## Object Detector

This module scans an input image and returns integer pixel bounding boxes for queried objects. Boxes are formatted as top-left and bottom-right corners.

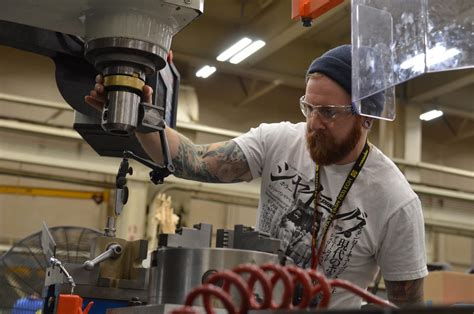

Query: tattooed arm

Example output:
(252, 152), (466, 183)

(137, 128), (252, 183)
(85, 80), (251, 183)
(384, 278), (424, 307)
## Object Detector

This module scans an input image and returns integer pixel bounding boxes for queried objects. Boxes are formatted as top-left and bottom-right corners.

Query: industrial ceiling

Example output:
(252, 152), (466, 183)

(0, 0), (473, 151)
(170, 0), (474, 144)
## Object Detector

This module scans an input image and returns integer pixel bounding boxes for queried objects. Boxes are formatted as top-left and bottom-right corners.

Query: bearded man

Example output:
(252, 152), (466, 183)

(86, 45), (427, 309)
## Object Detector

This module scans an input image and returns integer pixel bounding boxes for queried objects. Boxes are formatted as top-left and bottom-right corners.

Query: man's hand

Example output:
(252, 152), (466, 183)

(84, 74), (154, 111)
(385, 278), (424, 307)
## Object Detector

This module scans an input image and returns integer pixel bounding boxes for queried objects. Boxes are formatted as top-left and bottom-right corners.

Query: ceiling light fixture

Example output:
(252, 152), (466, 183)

(195, 65), (216, 78)
(229, 40), (266, 64)
(216, 37), (252, 62)
(419, 109), (443, 121)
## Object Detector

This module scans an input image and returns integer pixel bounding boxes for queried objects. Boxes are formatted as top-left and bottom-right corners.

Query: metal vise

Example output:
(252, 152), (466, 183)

(216, 224), (281, 254)
(158, 223), (212, 249)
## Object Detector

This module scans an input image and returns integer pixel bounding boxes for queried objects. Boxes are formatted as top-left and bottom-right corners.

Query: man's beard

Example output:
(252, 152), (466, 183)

(306, 119), (362, 165)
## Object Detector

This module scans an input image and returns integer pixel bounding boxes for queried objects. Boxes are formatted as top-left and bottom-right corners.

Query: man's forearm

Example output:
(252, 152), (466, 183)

(136, 127), (181, 165)
(136, 128), (252, 183)
(172, 136), (251, 182)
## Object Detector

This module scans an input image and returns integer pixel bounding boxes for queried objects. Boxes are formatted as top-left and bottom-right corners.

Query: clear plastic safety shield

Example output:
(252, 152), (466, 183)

(351, 0), (473, 120)
(425, 0), (473, 72)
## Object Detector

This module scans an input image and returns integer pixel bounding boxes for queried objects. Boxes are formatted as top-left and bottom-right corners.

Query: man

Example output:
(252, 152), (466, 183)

(86, 45), (428, 308)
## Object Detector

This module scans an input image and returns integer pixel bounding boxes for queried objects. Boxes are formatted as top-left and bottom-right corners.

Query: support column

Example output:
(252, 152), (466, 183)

(404, 105), (422, 182)
(378, 120), (395, 157)
(436, 233), (446, 262)
(471, 239), (474, 271)
(425, 228), (436, 263)
(116, 180), (149, 241)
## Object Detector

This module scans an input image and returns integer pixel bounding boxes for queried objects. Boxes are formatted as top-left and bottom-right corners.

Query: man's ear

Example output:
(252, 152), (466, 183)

(362, 119), (373, 129)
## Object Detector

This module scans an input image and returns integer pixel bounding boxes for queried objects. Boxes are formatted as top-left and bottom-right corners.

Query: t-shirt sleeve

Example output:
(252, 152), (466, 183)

(376, 197), (429, 281)
(232, 123), (268, 179)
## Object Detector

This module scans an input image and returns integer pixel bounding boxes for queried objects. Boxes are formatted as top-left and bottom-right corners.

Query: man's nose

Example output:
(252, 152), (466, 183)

(308, 112), (326, 131)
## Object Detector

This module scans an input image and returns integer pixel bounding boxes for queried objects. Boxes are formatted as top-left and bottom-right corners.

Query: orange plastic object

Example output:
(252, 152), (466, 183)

(291, 0), (344, 20)
(57, 294), (94, 314)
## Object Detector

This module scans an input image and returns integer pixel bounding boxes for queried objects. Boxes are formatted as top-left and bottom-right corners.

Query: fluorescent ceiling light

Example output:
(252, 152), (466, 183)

(229, 40), (266, 64)
(419, 109), (443, 121)
(216, 38), (252, 62)
(400, 46), (462, 72)
(195, 65), (216, 78)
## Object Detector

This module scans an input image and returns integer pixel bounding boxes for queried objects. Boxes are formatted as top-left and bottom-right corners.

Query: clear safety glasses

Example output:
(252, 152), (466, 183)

(299, 96), (354, 121)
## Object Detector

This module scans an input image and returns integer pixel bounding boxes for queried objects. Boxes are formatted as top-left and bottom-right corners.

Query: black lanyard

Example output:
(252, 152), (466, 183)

(311, 142), (370, 269)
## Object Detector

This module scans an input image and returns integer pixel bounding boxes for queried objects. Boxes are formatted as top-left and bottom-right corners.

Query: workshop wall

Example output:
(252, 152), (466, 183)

(0, 46), (65, 104)
(0, 174), (107, 243)
(422, 138), (474, 192)
(188, 199), (257, 230)
(0, 44), (472, 272)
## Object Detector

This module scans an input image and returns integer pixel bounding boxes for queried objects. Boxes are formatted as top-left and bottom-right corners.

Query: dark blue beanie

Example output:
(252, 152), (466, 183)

(306, 44), (385, 116)
(306, 44), (351, 95)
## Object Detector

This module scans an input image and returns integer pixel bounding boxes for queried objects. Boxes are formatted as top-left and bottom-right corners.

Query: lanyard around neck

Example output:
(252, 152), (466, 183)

(311, 141), (370, 269)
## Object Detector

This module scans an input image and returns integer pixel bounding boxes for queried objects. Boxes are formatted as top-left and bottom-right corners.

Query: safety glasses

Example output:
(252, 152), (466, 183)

(299, 96), (354, 121)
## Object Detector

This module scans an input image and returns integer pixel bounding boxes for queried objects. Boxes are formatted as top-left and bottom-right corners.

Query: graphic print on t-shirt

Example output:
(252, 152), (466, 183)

(261, 161), (368, 276)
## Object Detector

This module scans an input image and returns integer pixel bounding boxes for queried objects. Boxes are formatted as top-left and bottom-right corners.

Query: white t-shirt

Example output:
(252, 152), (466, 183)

(233, 121), (428, 309)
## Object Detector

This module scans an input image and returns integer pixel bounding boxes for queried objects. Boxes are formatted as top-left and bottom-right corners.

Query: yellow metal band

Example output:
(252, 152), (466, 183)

(104, 75), (145, 91)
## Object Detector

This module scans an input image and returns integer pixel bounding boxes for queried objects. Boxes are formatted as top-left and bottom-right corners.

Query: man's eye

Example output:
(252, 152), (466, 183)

(319, 108), (337, 118)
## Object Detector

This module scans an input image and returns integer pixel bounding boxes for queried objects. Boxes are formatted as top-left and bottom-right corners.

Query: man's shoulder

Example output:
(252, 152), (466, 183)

(367, 145), (408, 181)
(365, 145), (418, 201)
(258, 121), (306, 133)
(234, 121), (310, 171)
(251, 121), (307, 143)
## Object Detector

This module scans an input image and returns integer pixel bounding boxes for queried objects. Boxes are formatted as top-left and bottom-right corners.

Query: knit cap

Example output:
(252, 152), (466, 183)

(306, 44), (352, 95)
(306, 45), (385, 116)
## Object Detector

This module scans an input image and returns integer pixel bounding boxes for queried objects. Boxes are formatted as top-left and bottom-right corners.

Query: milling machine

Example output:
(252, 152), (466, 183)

(0, 1), (292, 312)
(42, 218), (288, 313)
(0, 0), (201, 158)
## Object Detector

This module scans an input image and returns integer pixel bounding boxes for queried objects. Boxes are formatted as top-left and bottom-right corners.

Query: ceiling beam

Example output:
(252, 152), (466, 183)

(0, 117), (242, 139)
(173, 51), (304, 89)
(0, 92), (69, 110)
(446, 128), (474, 144)
(0, 118), (80, 138)
(440, 106), (474, 121)
(411, 72), (474, 102)
(235, 80), (281, 107)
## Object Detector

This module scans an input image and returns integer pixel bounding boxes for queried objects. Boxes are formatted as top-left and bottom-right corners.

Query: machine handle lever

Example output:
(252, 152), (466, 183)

(50, 257), (76, 294)
(83, 243), (122, 270)
(123, 149), (174, 184)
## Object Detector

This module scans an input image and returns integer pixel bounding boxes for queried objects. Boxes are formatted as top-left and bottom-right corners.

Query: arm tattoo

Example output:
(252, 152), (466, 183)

(385, 278), (424, 307)
(172, 134), (251, 183)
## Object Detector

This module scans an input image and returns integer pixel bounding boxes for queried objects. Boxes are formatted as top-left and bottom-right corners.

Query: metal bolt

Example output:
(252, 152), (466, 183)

(184, 0), (191, 4)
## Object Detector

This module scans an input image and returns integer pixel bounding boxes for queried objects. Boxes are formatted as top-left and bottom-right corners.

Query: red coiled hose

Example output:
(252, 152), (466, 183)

(285, 265), (313, 308)
(205, 271), (251, 314)
(179, 284), (237, 314)
(307, 268), (331, 309)
(171, 263), (396, 314)
(232, 264), (272, 309)
(328, 278), (394, 308)
(259, 263), (294, 309)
